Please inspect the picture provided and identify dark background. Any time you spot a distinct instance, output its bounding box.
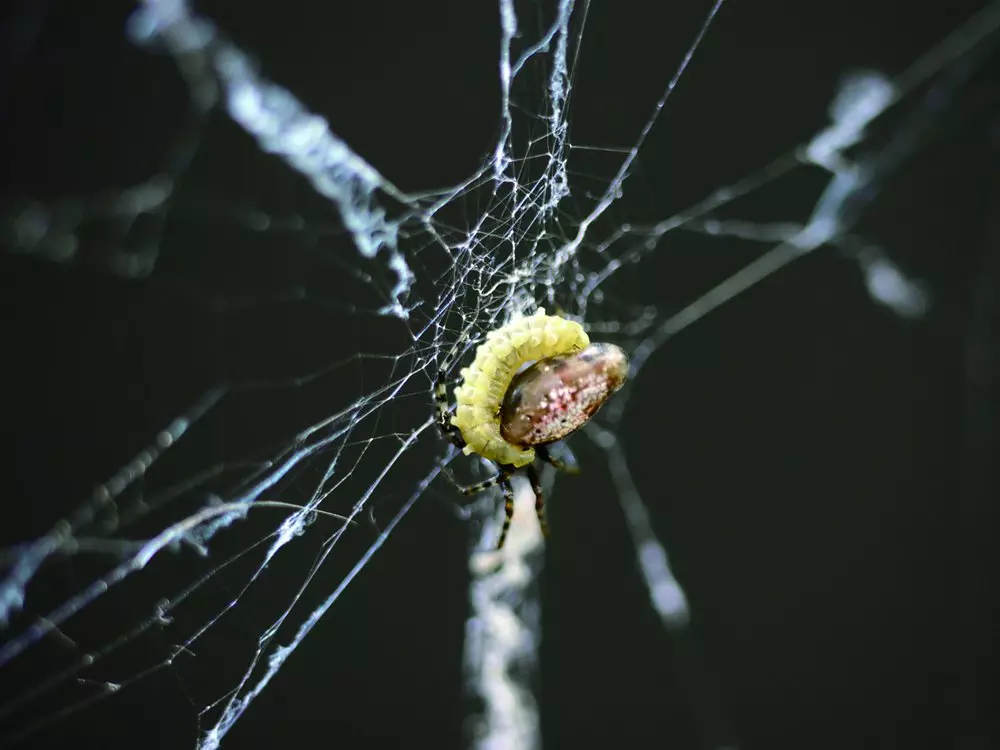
[1,1,998,749]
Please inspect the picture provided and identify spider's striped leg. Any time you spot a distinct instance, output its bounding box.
[537,444,579,474]
[434,369,465,450]
[449,465,511,496]
[445,464,517,550]
[525,464,549,538]
[495,475,516,550]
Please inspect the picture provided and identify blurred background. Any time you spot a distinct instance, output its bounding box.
[1,1,998,749]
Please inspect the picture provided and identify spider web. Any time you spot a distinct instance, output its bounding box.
[1,0,998,748]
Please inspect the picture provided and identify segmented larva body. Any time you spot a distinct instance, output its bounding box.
[451,309,590,467]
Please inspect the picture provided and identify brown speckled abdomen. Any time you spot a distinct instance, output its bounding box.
[500,342,628,447]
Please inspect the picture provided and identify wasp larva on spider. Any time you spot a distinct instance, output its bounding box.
[435,308,628,549]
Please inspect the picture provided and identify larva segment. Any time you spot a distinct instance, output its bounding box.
[450,309,590,467]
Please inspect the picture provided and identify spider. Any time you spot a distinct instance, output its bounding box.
[435,309,629,549]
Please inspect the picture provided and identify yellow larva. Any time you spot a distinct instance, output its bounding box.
[450,308,590,467]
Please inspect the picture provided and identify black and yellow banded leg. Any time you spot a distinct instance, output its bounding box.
[434,373,467,450]
[447,465,518,550]
[454,468,510,497]
[495,476,516,550]
[536,444,579,475]
[525,465,549,538]
[433,373,451,432]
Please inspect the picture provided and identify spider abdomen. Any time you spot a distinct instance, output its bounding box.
[450,309,590,467]
[500,343,629,446]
